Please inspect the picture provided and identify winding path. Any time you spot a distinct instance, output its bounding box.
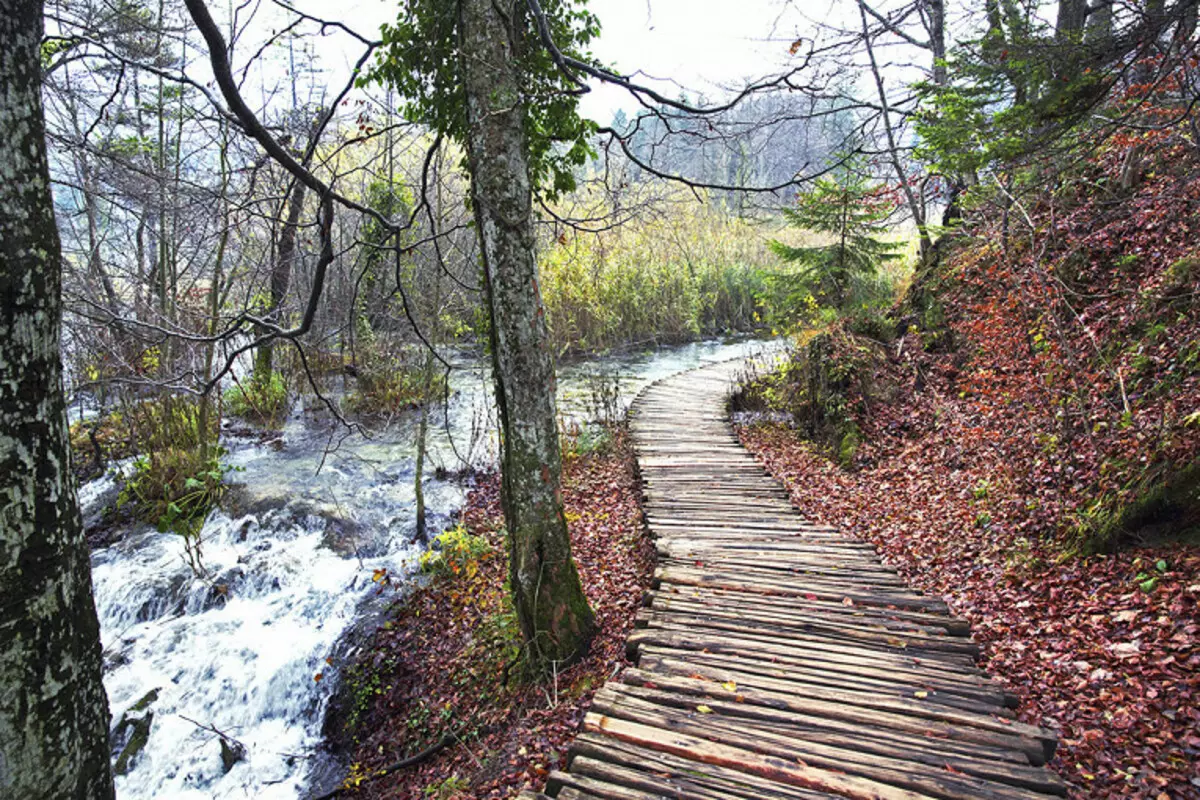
[524,358,1067,800]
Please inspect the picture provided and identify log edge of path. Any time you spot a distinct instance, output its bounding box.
[523,356,1067,800]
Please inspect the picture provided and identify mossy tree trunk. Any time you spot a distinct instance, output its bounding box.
[458,0,595,668]
[0,3,116,797]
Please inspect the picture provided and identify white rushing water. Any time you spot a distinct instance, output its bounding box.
[85,338,779,799]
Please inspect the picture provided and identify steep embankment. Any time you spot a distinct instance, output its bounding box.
[738,130,1200,798]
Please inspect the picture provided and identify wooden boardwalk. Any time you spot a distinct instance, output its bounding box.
[523,358,1067,800]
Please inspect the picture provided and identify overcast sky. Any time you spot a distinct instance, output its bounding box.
[281,0,842,123]
[578,0,832,121]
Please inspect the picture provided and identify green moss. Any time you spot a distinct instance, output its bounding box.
[1070,461,1200,553]
[423,775,469,798]
[837,423,861,468]
[1160,255,1200,307]
[127,687,159,712]
[112,688,160,776]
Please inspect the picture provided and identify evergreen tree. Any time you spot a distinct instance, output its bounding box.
[769,167,901,312]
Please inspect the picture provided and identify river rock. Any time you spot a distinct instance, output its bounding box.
[219,737,247,774]
[111,687,160,775]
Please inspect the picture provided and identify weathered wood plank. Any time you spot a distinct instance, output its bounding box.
[584,714,935,800]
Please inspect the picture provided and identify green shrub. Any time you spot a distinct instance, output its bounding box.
[114,396,230,574]
[119,449,228,536]
[419,524,492,578]
[69,409,137,482]
[225,370,288,425]
[740,328,880,470]
[347,367,435,415]
[539,197,774,355]
[346,345,444,417]
[844,307,897,342]
[560,419,615,460]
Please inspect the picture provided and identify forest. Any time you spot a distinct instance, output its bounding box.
[0,0,1197,799]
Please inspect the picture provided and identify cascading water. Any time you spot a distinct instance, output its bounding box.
[85,339,777,799]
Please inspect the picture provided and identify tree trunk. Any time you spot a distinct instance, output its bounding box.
[200,127,231,462]
[1086,0,1113,41]
[414,366,431,542]
[1056,0,1088,40]
[458,0,595,668]
[923,0,948,87]
[861,6,931,261]
[0,4,116,798]
[255,179,306,380]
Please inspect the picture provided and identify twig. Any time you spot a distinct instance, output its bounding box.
[309,734,454,800]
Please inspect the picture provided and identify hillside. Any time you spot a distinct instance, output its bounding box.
[737,118,1200,797]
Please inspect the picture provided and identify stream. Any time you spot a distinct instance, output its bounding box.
[82,338,777,799]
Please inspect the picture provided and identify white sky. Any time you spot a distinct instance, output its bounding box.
[284,0,843,123]
[579,0,830,120]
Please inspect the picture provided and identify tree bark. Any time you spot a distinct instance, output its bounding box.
[923,0,948,87]
[1056,0,1089,40]
[255,179,306,380]
[1086,0,1114,41]
[0,3,116,798]
[458,0,595,668]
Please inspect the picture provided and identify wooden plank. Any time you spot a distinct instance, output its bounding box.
[614,672,1056,765]
[636,652,1013,716]
[569,735,837,800]
[635,607,982,656]
[583,714,936,800]
[589,690,1064,798]
[638,647,1018,709]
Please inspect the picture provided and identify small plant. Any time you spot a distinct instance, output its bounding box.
[1004,537,1043,576]
[419,523,492,578]
[844,306,897,343]
[582,367,623,427]
[115,396,230,576]
[1132,557,1169,593]
[69,408,136,482]
[972,479,992,500]
[224,369,288,425]
[560,421,613,460]
[423,774,469,799]
[469,596,522,680]
[342,657,395,734]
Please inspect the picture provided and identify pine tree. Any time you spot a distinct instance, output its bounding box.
[769,168,901,312]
